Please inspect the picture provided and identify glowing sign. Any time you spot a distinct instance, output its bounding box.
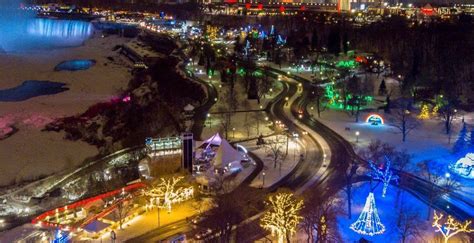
[366,114,384,125]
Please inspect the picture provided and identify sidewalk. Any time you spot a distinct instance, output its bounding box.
[243,135,302,189]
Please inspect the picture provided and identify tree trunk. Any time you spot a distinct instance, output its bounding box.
[346,184,352,219]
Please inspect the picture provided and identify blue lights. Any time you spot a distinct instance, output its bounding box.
[52,229,70,243]
[26,18,93,39]
[54,59,96,71]
[0,10,93,52]
[449,153,474,179]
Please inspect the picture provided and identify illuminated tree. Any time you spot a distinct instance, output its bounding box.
[350,192,385,236]
[260,192,303,243]
[418,104,430,120]
[144,176,193,212]
[432,211,474,243]
[368,156,399,197]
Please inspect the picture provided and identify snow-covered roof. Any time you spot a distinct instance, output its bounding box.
[183,104,195,111]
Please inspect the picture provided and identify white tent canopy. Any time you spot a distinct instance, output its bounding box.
[201,133,223,148]
[212,137,242,168]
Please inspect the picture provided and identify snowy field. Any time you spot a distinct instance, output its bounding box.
[309,107,474,204]
[0,35,132,186]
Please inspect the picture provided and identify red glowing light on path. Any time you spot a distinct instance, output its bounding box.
[279,5,285,13]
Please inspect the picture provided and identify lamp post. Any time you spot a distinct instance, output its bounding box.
[207,113,211,128]
[355,131,360,143]
[262,172,266,188]
[293,133,299,161]
[232,127,236,139]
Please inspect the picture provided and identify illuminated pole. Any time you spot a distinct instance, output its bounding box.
[355,131,360,143]
[232,127,236,139]
[262,172,266,188]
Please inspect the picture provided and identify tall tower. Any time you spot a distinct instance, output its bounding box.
[181,133,194,173]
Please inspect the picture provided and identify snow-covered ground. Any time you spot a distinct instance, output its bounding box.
[244,136,302,189]
[0,35,132,186]
[334,181,472,243]
[308,106,474,205]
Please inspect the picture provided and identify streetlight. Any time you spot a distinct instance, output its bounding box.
[262,172,266,188]
[232,127,236,139]
[207,113,212,128]
[355,131,360,143]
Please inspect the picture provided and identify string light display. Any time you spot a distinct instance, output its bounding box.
[350,192,385,236]
[418,104,431,119]
[369,156,399,197]
[432,211,473,243]
[144,176,194,212]
[260,192,303,243]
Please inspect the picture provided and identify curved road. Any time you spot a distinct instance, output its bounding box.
[271,68,473,222]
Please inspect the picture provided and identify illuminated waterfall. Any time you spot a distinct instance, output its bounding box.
[0,1,93,52]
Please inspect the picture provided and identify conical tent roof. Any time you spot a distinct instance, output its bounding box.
[202,133,223,148]
[213,138,242,167]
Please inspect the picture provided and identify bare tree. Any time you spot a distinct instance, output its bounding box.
[390,108,420,142]
[115,193,133,230]
[218,110,232,139]
[301,187,343,243]
[344,160,359,220]
[309,85,328,118]
[417,160,444,221]
[397,206,424,243]
[438,98,458,136]
[265,136,286,175]
[252,111,265,135]
[197,187,264,242]
[392,150,412,209]
[359,139,396,163]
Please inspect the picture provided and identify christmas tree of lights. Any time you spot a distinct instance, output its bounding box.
[418,104,430,119]
[350,192,385,236]
[432,211,474,243]
[369,156,399,197]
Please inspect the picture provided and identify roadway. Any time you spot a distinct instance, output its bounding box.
[271,68,474,221]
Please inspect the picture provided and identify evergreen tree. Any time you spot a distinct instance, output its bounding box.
[453,123,468,154]
[379,79,387,95]
[418,104,430,120]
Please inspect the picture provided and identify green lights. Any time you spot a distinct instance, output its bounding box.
[324,84,373,111]
[336,60,358,69]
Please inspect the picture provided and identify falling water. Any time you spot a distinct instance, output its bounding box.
[0,1,93,52]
